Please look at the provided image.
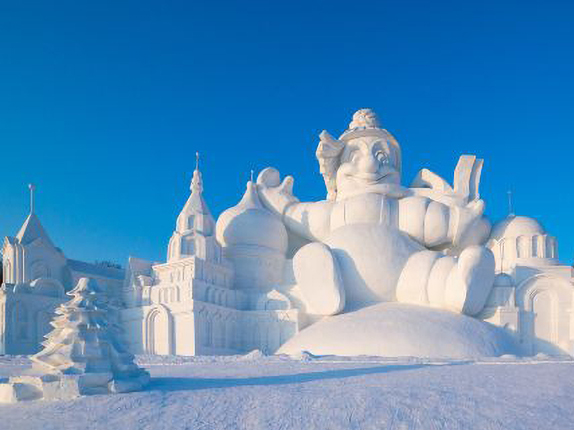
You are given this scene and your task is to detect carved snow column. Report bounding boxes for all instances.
[1,240,20,284]
[216,181,288,291]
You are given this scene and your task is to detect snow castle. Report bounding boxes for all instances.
[0,185,124,355]
[1,109,573,358]
[120,159,299,356]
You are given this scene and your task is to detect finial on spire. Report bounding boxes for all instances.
[250,169,254,182]
[191,153,203,193]
[28,183,36,214]
[507,190,515,217]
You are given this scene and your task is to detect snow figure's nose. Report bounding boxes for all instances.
[358,153,378,173]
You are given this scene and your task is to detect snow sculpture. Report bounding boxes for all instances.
[0,185,124,355]
[0,277,149,403]
[122,160,299,356]
[279,302,518,358]
[481,214,573,355]
[256,109,496,317]
[216,179,288,290]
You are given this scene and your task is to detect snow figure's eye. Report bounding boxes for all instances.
[375,151,389,164]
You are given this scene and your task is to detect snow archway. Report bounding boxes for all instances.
[516,274,572,355]
[145,306,173,355]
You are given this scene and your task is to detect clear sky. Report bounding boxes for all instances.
[0,0,572,266]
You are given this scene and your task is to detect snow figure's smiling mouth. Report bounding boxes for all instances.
[348,172,389,184]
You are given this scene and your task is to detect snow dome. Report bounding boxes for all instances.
[216,181,288,254]
[216,181,288,290]
[490,215,546,241]
[488,215,558,272]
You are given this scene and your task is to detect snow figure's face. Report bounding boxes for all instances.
[335,136,400,199]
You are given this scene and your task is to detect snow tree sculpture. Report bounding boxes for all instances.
[0,277,149,402]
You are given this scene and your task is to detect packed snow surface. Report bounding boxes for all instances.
[279,302,519,358]
[0,353,573,430]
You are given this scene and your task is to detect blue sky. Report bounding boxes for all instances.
[0,0,572,265]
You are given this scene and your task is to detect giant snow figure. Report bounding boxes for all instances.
[256,109,495,317]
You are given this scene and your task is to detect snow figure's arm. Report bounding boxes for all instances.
[401,155,491,249]
[257,167,334,241]
[398,196,489,249]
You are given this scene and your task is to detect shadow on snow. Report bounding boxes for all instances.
[149,362,466,392]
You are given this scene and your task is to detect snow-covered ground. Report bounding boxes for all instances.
[0,353,573,430]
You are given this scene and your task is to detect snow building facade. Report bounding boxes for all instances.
[479,215,574,356]
[0,195,124,355]
[120,164,299,356]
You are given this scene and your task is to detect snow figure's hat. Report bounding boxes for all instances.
[340,109,383,140]
[0,278,150,403]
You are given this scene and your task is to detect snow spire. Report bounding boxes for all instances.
[507,190,515,217]
[14,183,55,247]
[191,152,203,193]
[28,183,36,214]
[167,152,217,261]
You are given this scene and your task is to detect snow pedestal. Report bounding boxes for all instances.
[0,278,150,403]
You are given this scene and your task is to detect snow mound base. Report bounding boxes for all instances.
[279,302,519,358]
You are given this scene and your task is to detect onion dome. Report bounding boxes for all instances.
[216,181,288,254]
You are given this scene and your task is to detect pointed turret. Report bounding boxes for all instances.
[14,184,54,247]
[1,184,68,286]
[174,165,213,236]
[167,154,218,262]
[15,213,55,247]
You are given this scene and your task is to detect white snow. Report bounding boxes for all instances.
[0,353,572,430]
[0,278,150,403]
[279,302,519,358]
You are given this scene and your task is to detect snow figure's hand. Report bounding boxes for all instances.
[453,198,490,249]
[464,199,485,220]
[257,167,299,217]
